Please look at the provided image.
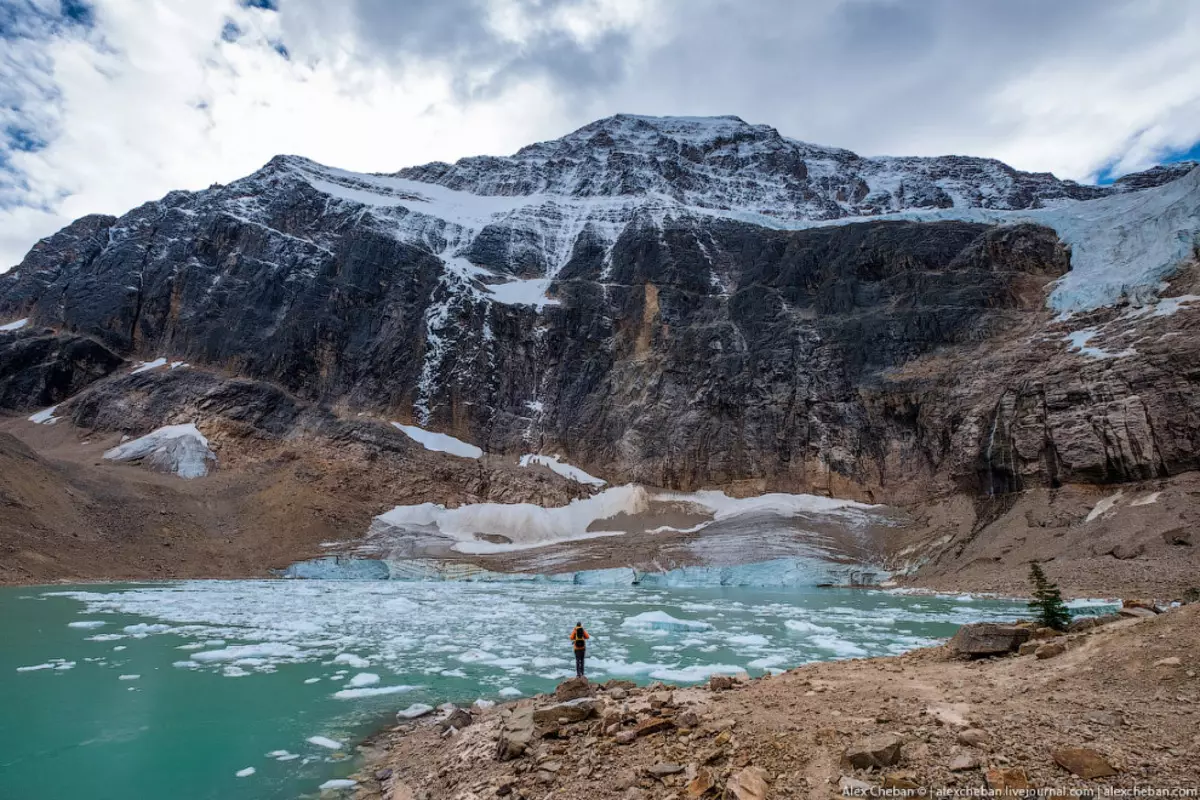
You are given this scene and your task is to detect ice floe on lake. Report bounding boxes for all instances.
[40,579,1040,706]
[622,611,713,632]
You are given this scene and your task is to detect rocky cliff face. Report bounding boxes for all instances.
[1,115,1197,504]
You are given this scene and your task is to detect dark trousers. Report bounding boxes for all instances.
[574,648,585,677]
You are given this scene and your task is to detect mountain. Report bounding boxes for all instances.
[1,114,1200,585]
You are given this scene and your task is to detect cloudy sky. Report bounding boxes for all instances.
[2,0,1199,268]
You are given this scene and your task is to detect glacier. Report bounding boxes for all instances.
[281,555,888,588]
[367,484,880,557]
[271,115,1200,317]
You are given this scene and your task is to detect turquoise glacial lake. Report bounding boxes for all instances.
[0,580,1036,799]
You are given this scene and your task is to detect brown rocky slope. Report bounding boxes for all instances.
[354,604,1200,799]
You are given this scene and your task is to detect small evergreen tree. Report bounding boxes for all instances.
[1028,562,1072,631]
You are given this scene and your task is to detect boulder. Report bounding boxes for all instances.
[532,698,596,727]
[1017,641,1040,656]
[495,707,535,761]
[985,768,1030,792]
[687,768,717,797]
[1122,599,1159,612]
[1109,543,1143,560]
[1052,747,1118,779]
[949,753,979,771]
[615,730,637,745]
[1119,606,1157,619]
[555,677,592,701]
[1066,616,1102,633]
[635,717,676,738]
[1035,641,1068,659]
[1162,527,1193,546]
[646,763,684,778]
[842,733,904,769]
[724,767,769,800]
[437,707,473,733]
[882,774,920,790]
[708,675,737,691]
[947,624,1031,657]
[956,729,988,748]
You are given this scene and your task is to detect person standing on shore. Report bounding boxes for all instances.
[569,621,590,678]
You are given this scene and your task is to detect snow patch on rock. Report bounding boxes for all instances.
[391,422,482,459]
[518,454,606,486]
[103,423,216,479]
[28,405,58,424]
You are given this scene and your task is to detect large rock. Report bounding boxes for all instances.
[531,698,596,727]
[842,734,904,769]
[495,707,535,761]
[634,717,675,738]
[1034,641,1068,660]
[947,623,1032,657]
[985,768,1031,792]
[724,767,769,800]
[1052,747,1118,779]
[554,676,592,701]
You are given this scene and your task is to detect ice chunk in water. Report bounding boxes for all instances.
[331,653,370,668]
[648,664,743,682]
[346,672,379,687]
[235,767,255,778]
[319,779,357,790]
[306,736,344,750]
[622,611,713,632]
[397,703,434,719]
[68,620,106,629]
[332,685,418,699]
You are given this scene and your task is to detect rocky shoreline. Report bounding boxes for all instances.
[348,601,1199,799]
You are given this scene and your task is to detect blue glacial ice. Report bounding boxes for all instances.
[280,556,888,588]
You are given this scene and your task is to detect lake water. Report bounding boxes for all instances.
[1,580,1034,799]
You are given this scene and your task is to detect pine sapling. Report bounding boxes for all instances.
[1028,562,1072,631]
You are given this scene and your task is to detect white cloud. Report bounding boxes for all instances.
[2,0,1199,269]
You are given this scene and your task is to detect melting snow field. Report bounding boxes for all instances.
[369,484,878,555]
[390,422,482,459]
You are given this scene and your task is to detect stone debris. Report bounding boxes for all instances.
[1034,640,1068,659]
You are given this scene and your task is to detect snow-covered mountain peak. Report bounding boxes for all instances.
[122,115,1200,316]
